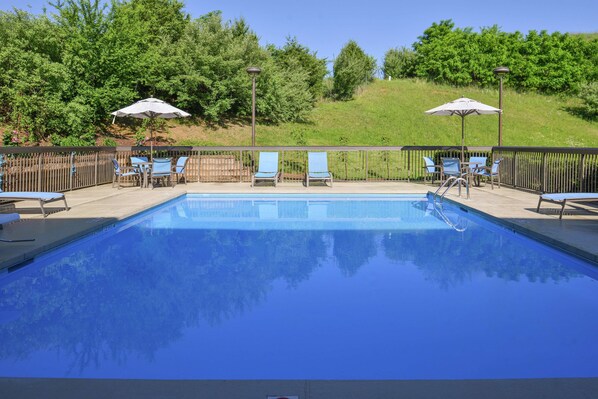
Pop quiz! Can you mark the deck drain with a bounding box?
[267,396,299,399]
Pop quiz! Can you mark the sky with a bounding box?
[2,0,597,67]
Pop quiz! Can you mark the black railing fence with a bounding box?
[1,146,596,194]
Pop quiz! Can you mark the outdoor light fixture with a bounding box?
[246,67,261,147]
[493,66,510,147]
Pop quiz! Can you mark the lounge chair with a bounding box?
[422,156,442,184]
[307,152,333,187]
[536,193,598,219]
[474,158,503,189]
[251,152,280,187]
[0,191,69,218]
[172,156,190,184]
[150,158,173,188]
[111,159,141,189]
[0,213,34,242]
[0,213,19,229]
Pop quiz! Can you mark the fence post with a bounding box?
[37,154,43,192]
[94,151,99,186]
[541,152,547,193]
[240,150,243,183]
[407,150,411,182]
[365,150,369,181]
[197,151,202,183]
[513,151,518,188]
[281,150,286,183]
[578,153,586,192]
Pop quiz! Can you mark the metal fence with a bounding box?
[495,147,598,193]
[1,145,596,194]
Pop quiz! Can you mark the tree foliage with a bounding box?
[332,40,376,100]
[411,20,598,94]
[0,1,327,144]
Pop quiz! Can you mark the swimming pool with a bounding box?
[0,194,596,380]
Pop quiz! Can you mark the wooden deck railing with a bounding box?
[1,145,596,194]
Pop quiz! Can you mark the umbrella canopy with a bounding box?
[425,97,501,161]
[111,98,190,159]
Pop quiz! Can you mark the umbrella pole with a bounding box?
[150,118,154,162]
[461,116,465,163]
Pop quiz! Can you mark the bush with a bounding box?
[103,138,117,146]
[382,47,416,79]
[332,41,376,100]
[579,82,598,119]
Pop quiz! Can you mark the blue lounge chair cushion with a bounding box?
[251,152,280,187]
[255,172,278,178]
[306,152,333,187]
[308,171,332,178]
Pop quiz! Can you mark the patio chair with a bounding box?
[440,157,467,182]
[536,193,598,219]
[422,156,442,184]
[0,190,69,218]
[111,159,141,189]
[467,156,487,173]
[467,156,488,186]
[149,158,173,189]
[251,152,280,187]
[474,158,503,189]
[307,152,333,187]
[130,156,149,173]
[172,156,190,185]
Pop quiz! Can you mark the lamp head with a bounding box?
[493,66,510,76]
[246,66,261,76]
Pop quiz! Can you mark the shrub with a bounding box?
[382,47,416,79]
[579,82,598,119]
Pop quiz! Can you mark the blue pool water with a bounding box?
[0,194,597,380]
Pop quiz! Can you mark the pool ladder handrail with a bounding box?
[433,176,470,202]
[431,201,468,232]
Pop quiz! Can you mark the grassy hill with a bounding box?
[158,79,598,147]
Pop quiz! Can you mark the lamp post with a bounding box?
[246,67,261,147]
[493,66,510,147]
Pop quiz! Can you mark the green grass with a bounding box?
[270,79,598,147]
[177,79,598,147]
[571,32,598,41]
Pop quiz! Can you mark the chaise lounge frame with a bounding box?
[0,192,70,218]
[536,193,598,219]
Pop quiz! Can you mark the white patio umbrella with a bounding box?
[111,97,190,160]
[425,97,501,162]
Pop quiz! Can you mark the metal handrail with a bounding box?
[434,176,470,202]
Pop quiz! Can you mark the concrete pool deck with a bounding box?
[1,181,597,270]
[0,181,597,398]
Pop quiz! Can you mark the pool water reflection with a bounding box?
[0,195,596,380]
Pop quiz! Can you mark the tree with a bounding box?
[0,10,69,143]
[332,40,376,100]
[269,37,328,100]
